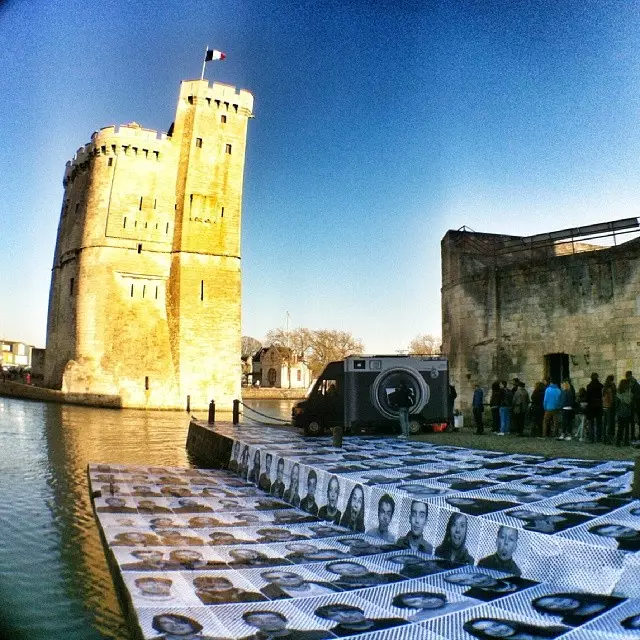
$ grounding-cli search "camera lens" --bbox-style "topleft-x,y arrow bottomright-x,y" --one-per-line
370,367 -> 430,420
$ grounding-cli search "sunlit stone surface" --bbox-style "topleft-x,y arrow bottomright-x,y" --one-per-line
89,423 -> 640,639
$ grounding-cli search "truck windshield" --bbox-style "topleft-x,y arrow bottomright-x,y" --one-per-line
314,378 -> 339,397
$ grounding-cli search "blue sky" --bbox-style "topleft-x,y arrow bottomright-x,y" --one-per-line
2,0 -> 640,352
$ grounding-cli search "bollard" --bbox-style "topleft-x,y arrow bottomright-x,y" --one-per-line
232,399 -> 240,425
186,395 -> 191,413
208,400 -> 216,425
633,455 -> 640,499
332,425 -> 344,448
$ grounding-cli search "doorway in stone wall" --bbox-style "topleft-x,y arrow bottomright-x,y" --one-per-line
544,353 -> 570,386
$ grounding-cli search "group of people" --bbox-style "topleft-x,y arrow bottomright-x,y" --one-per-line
471,371 -> 640,445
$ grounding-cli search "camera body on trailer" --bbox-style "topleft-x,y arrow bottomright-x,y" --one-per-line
343,355 -> 449,434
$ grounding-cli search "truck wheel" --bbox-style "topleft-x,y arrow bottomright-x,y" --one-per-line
304,420 -> 325,437
409,419 -> 423,436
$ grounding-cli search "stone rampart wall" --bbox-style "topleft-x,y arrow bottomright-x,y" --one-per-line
442,229 -> 640,411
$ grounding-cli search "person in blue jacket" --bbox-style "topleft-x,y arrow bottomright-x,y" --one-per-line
542,381 -> 562,437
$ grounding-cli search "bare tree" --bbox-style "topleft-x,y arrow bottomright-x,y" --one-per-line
241,336 -> 263,358
308,329 -> 364,376
264,327 -> 364,378
407,333 -> 441,356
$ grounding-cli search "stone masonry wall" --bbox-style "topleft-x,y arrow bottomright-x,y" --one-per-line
442,229 -> 640,413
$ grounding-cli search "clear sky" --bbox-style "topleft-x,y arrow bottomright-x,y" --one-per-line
2,0 -> 640,353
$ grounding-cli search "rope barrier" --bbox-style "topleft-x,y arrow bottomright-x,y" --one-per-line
238,400 -> 293,425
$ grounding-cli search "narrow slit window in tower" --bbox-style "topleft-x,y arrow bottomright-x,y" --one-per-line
108,157 -> 113,166
142,284 -> 146,298
196,138 -> 203,148
200,280 -> 204,301
153,199 -> 157,209
221,207 -> 224,218
139,197 -> 143,210
145,222 -> 148,228
130,284 -> 134,297
137,244 -> 142,254
221,114 -> 227,124
70,278 -> 74,295
225,144 -> 232,154
155,286 -> 158,299
123,217 -> 127,228
166,222 -> 169,234
145,376 -> 149,390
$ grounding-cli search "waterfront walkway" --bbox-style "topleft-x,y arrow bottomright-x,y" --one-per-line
88,421 -> 640,639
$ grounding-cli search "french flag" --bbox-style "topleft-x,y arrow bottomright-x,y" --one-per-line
205,49 -> 226,62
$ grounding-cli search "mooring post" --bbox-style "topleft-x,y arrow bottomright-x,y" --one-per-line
208,400 -> 216,425
332,425 -> 344,448
186,394 -> 191,413
232,399 -> 240,425
632,455 -> 640,499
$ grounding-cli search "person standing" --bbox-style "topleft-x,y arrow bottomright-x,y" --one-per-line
530,382 -> 545,437
448,384 -> 458,430
559,379 -> 575,441
390,382 -> 413,438
616,378 -> 633,447
575,387 -> 588,441
602,375 -> 617,444
626,371 -> 640,441
472,383 -> 484,435
498,381 -> 513,436
542,381 -> 562,438
489,381 -> 502,433
586,372 -> 604,443
512,382 -> 529,436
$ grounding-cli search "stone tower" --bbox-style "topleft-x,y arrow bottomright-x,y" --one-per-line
44,80 -> 253,409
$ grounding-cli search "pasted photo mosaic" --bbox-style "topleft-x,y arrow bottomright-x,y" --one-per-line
88,428 -> 639,639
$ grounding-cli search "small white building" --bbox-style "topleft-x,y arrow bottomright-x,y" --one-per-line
251,346 -> 311,389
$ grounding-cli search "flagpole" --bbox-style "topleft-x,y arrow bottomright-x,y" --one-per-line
200,45 -> 208,81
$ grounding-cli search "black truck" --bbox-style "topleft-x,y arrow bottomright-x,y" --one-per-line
292,355 -> 449,437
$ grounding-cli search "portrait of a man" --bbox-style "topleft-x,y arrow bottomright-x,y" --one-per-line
477,526 -> 521,575
300,469 -> 319,515
365,493 -> 396,542
396,500 -> 433,553
270,458 -> 286,499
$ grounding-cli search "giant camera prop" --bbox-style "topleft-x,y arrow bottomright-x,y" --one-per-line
343,356 -> 449,433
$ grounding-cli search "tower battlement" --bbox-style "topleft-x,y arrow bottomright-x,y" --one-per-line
178,80 -> 254,115
64,125 -> 171,186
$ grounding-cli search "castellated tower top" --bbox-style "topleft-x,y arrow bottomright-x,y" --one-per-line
178,79 -> 254,115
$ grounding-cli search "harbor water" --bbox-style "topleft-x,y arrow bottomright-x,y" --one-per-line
0,396 -> 296,639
